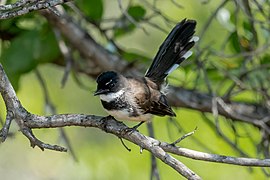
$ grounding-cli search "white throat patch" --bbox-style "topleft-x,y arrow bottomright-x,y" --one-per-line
99,89 -> 125,102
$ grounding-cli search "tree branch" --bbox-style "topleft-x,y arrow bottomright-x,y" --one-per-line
0,0 -> 71,19
1,62 -> 270,179
147,122 -> 161,180
162,146 -> 270,167
23,112 -> 270,167
0,64 -> 67,151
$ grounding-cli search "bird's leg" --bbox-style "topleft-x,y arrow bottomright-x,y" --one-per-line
122,121 -> 145,134
132,121 -> 145,130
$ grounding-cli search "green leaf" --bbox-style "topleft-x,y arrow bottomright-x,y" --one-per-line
207,68 -> 224,81
0,28 -> 60,90
242,21 -> 254,41
127,5 -> 146,21
0,18 -> 25,39
228,31 -> 241,53
261,54 -> 270,65
76,0 -> 103,21
37,27 -> 61,63
113,23 -> 136,37
243,21 -> 252,33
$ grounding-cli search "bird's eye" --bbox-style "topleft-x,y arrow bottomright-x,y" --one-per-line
109,82 -> 115,88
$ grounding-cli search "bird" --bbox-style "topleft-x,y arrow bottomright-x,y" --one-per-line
94,19 -> 198,128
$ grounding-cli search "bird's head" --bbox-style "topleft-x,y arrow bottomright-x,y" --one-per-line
94,71 -> 121,96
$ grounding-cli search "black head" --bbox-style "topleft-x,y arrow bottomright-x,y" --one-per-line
94,71 -> 120,96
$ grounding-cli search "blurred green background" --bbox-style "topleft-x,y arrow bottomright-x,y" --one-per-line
0,0 -> 268,179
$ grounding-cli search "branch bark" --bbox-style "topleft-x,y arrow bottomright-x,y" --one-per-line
24,113 -> 270,167
0,0 -> 71,19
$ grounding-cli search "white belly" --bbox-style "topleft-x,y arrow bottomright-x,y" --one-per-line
105,109 -> 152,122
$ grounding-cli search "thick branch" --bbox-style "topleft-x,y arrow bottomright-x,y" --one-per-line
0,62 -> 28,141
41,10 -> 130,77
0,64 -> 66,151
168,87 -> 270,126
0,0 -> 71,19
25,114 -> 270,167
27,114 -> 201,179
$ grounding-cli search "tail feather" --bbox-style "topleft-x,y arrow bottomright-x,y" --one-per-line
145,19 -> 197,84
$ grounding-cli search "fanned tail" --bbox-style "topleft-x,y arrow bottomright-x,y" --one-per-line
145,19 -> 197,84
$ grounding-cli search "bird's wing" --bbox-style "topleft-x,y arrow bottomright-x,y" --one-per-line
145,94 -> 176,117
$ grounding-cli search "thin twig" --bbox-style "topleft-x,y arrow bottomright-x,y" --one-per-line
171,127 -> 198,146
147,122 -> 160,180
35,69 -> 78,159
117,0 -> 149,35
198,0 -> 229,45
167,117 -> 215,153
201,113 -> 250,157
52,28 -> 73,88
171,0 -> 184,8
59,128 -> 78,161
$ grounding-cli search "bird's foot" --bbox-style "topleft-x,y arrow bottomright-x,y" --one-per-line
122,121 -> 145,135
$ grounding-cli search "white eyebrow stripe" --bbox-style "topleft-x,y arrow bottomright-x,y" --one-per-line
105,79 -> 113,85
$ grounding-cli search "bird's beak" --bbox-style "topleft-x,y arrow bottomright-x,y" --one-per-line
94,89 -> 109,96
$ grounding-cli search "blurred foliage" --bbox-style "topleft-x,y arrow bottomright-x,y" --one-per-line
113,5 -> 146,38
76,0 -> 103,21
0,16 -> 60,90
1,30 -> 60,90
0,0 -> 270,179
